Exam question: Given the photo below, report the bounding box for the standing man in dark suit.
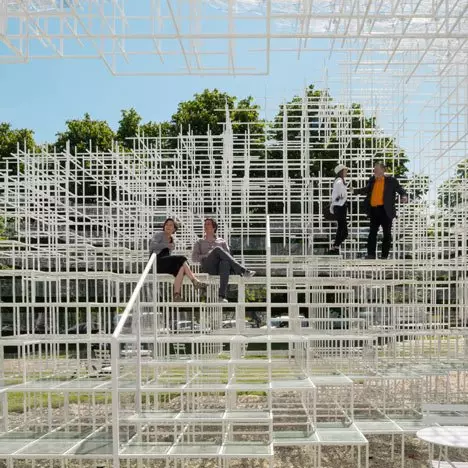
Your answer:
[354,162,408,259]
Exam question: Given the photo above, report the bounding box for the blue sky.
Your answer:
[0,50,338,144]
[0,40,442,186]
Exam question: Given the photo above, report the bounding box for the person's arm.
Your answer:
[220,239,230,253]
[168,236,175,251]
[353,181,369,196]
[149,231,166,254]
[331,179,339,203]
[395,178,408,201]
[191,240,202,263]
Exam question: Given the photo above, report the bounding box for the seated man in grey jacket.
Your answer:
[192,218,255,303]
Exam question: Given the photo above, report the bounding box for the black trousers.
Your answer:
[368,206,393,258]
[333,204,348,248]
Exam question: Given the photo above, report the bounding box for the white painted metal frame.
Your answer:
[0,1,467,460]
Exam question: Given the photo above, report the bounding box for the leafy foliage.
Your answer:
[268,86,408,179]
[117,108,142,149]
[171,89,263,136]
[437,159,468,207]
[54,113,115,153]
[0,122,36,172]
[2,86,414,213]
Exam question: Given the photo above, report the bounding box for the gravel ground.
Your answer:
[5,397,466,468]
[2,362,467,467]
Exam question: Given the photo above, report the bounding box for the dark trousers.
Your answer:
[368,206,393,258]
[333,204,348,248]
[200,247,246,298]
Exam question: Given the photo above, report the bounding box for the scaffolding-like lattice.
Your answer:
[1,91,467,466]
[0,0,467,466]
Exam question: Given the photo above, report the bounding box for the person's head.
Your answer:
[374,162,386,178]
[204,218,218,236]
[334,164,348,179]
[162,218,178,235]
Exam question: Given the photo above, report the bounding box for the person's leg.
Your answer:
[218,259,231,298]
[182,262,207,291]
[343,220,349,245]
[334,219,343,248]
[182,262,199,283]
[380,213,393,259]
[334,205,347,248]
[342,205,349,243]
[209,246,247,275]
[173,266,185,300]
[202,247,249,300]
[367,208,380,258]
[200,252,223,297]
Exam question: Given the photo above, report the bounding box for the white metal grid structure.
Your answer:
[0,90,467,466]
[0,0,467,466]
[0,0,466,76]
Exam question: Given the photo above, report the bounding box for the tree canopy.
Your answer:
[54,113,115,153]
[170,89,262,136]
[437,159,468,208]
[117,108,142,149]
[1,86,414,198]
[268,86,409,179]
[0,122,36,172]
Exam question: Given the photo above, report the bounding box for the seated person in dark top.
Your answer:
[149,218,206,302]
[191,218,255,303]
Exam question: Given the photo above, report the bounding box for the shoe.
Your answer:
[243,270,256,278]
[193,281,208,291]
[173,293,184,302]
[365,254,376,260]
[326,248,340,255]
[218,297,229,303]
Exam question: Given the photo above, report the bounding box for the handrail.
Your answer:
[266,215,272,333]
[266,215,271,253]
[266,215,272,382]
[112,252,157,339]
[111,252,157,468]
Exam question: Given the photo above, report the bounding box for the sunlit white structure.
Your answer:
[1,0,468,467]
[1,98,467,466]
[0,0,465,77]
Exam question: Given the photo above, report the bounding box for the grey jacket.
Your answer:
[192,238,229,263]
[149,231,174,255]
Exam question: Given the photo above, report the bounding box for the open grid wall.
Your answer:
[0,94,467,465]
[0,1,467,465]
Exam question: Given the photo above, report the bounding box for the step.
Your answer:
[431,463,468,468]
[273,430,318,446]
[122,411,272,423]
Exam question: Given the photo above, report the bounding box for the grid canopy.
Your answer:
[0,0,466,75]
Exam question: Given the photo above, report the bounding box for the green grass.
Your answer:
[7,392,110,413]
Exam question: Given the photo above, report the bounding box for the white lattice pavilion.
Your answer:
[1,1,467,467]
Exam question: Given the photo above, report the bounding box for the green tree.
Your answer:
[268,86,332,180]
[54,113,115,153]
[437,159,468,208]
[140,121,173,138]
[269,89,409,179]
[171,89,263,136]
[171,89,235,135]
[54,114,115,204]
[262,85,411,214]
[117,108,142,150]
[405,174,430,200]
[0,122,36,173]
[231,96,263,135]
